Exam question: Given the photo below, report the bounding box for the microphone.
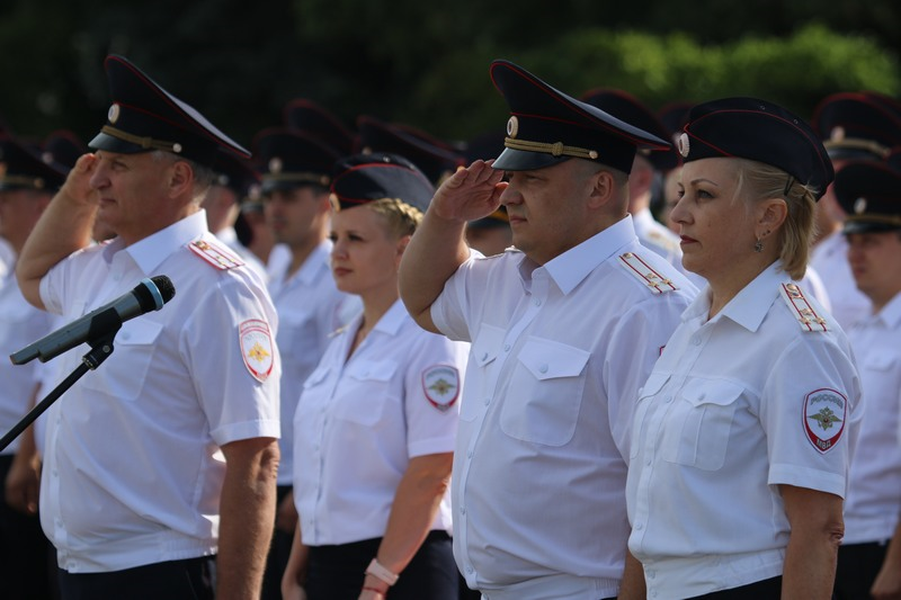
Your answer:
[10,275,176,365]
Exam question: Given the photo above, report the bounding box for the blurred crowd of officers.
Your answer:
[0,53,899,600]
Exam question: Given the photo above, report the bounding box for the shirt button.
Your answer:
[533,299,541,306]
[481,352,488,361]
[466,566,474,574]
[635,522,644,530]
[665,396,673,404]
[503,344,511,352]
[460,506,466,515]
[484,398,490,406]
[538,364,548,374]
[691,335,701,346]
[120,332,131,341]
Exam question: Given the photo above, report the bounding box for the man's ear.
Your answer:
[168,160,194,198]
[586,169,617,209]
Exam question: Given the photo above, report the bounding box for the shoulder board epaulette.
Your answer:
[188,239,245,270]
[779,282,829,332]
[618,251,678,295]
[646,230,680,253]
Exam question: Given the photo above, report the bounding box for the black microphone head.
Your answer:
[150,275,176,304]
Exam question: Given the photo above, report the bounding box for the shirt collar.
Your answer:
[874,292,901,329]
[532,214,637,295]
[684,262,786,332]
[103,210,209,275]
[295,240,333,285]
[371,299,407,337]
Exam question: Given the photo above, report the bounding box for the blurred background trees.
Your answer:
[0,0,898,147]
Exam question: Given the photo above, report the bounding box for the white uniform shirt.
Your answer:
[627,263,861,599]
[294,299,467,545]
[430,215,697,598]
[269,241,359,485]
[811,231,870,330]
[38,210,281,573]
[0,269,53,454]
[843,292,901,544]
[0,237,13,280]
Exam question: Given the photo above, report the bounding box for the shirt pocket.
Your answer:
[863,353,897,373]
[630,372,670,460]
[81,319,164,401]
[462,324,506,422]
[661,378,744,471]
[333,358,398,426]
[500,337,590,446]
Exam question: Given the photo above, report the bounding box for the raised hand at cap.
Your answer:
[430,159,506,223]
[59,153,100,206]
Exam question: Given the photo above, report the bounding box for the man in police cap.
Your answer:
[831,153,901,600]
[0,134,66,600]
[16,55,280,600]
[399,60,696,599]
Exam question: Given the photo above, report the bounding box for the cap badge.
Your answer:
[172,143,183,154]
[506,116,519,139]
[41,151,54,165]
[830,126,845,143]
[108,103,121,124]
[677,132,690,158]
[268,157,283,175]
[854,197,867,214]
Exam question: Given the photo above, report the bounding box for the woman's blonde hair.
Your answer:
[365,197,424,239]
[733,159,819,280]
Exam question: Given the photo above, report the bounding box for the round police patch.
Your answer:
[239,319,274,383]
[803,388,847,453]
[422,365,460,412]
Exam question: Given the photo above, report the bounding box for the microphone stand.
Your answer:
[0,309,122,453]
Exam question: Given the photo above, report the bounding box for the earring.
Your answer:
[754,238,763,253]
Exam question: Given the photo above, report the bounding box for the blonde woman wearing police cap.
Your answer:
[625,98,862,599]
[282,153,467,600]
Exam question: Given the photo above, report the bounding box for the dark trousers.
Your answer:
[260,484,295,600]
[57,555,215,600]
[0,453,57,600]
[305,530,457,600]
[834,541,888,599]
[687,576,782,599]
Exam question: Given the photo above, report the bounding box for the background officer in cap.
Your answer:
[399,59,696,599]
[253,127,361,600]
[0,134,66,600]
[831,155,901,600]
[16,55,280,600]
[283,153,466,600]
[810,92,901,330]
[626,97,861,599]
[204,150,268,282]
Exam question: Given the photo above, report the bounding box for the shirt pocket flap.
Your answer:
[471,324,506,368]
[303,364,330,388]
[866,354,897,371]
[518,338,590,381]
[638,372,670,399]
[116,319,164,346]
[347,359,398,382]
[681,378,744,407]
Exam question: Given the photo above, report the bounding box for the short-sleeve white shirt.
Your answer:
[811,231,870,330]
[843,292,901,544]
[627,263,862,599]
[294,300,467,546]
[0,269,53,454]
[37,210,281,573]
[430,215,697,596]
[269,241,359,485]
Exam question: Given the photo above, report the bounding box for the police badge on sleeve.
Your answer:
[803,388,847,453]
[239,319,274,382]
[422,365,460,412]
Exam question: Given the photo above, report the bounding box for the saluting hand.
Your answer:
[59,153,100,206]
[430,159,506,223]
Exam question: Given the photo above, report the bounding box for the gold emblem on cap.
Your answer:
[269,157,283,174]
[854,197,867,214]
[506,116,519,139]
[108,103,121,124]
[830,126,845,143]
[677,132,690,158]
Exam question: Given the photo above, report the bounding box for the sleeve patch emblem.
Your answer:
[239,319,274,382]
[422,365,460,413]
[803,388,847,453]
